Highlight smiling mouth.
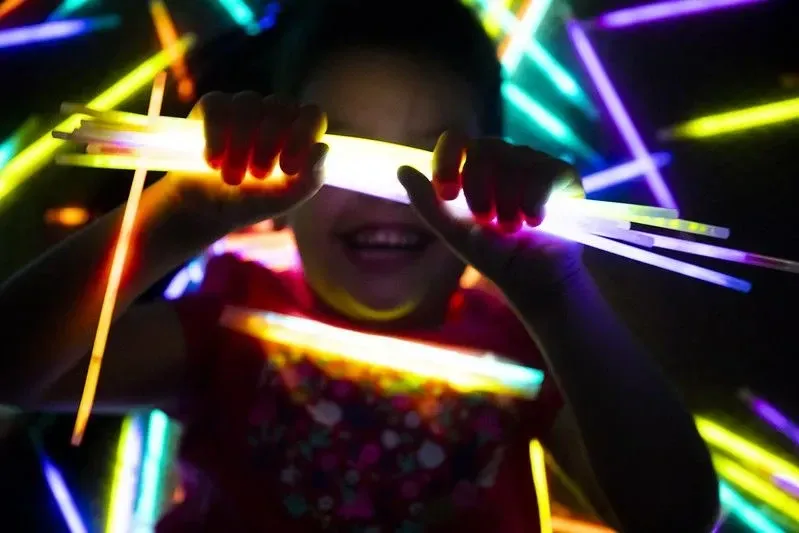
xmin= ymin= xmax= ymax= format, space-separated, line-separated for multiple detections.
xmin=336 ymin=224 xmax=435 ymax=272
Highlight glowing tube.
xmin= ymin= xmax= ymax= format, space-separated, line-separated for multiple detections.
xmin=530 ymin=440 xmax=553 ymax=533
xmin=739 ymin=390 xmax=799 ymax=446
xmin=133 ymin=410 xmax=170 ymax=532
xmin=221 ymin=307 xmax=545 ymax=398
xmin=44 ymin=206 xmax=91 ymax=227
xmin=696 ymin=417 xmax=799 ymax=485
xmin=499 ymin=0 xmax=555 ymax=73
xmin=551 ymin=516 xmax=616 ymax=533
xmin=71 ymin=73 xmax=167 ymax=445
xmin=502 ymin=84 xmax=601 ymax=162
xmin=0 ymin=116 xmax=39 ymax=168
xmin=215 ymin=0 xmax=259 ymax=35
xmin=774 ymin=475 xmax=799 ymax=498
xmin=719 ymin=482 xmax=784 ymax=533
xmin=629 ymin=215 xmax=729 ymax=239
xmin=47 ymin=0 xmax=97 ymax=21
xmin=566 ymin=19 xmax=678 ymax=209
xmin=42 ymin=459 xmax=88 ymax=533
xmin=659 ymin=97 xmax=799 ymax=139
xmin=0 ymin=16 xmax=119 ymax=50
xmin=595 ymin=0 xmax=768 ymax=29
xmin=582 ymin=153 xmax=671 ymax=193
xmin=713 ymin=455 xmax=799 ymax=523
xmin=0 ymin=0 xmax=29 ymax=20
xmin=149 ymin=0 xmax=195 ymax=102
xmin=106 ymin=417 xmax=144 ymax=533
xmin=538 ymin=222 xmax=751 ymax=292
xmin=0 ymin=36 xmax=195 ymax=206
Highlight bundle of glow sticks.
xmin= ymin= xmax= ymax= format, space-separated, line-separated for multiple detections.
xmin=221 ymin=306 xmax=545 ymax=399
xmin=54 ymin=107 xmax=799 ymax=295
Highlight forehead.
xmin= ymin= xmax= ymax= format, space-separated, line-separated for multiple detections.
xmin=300 ymin=49 xmax=479 ymax=149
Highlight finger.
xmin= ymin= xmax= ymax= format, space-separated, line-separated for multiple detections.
xmin=251 ymin=95 xmax=297 ymax=179
xmin=197 ymin=92 xmax=232 ymax=168
xmin=494 ymin=148 xmax=523 ymax=233
xmin=223 ymin=91 xmax=265 ymax=185
xmin=460 ymin=141 xmax=494 ymax=224
xmin=432 ymin=131 xmax=468 ymax=201
xmin=274 ymin=142 xmax=328 ymax=211
xmin=397 ymin=165 xmax=471 ymax=249
xmin=280 ymin=104 xmax=327 ymax=176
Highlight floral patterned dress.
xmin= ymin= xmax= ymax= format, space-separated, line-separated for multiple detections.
xmin=158 ymin=254 xmax=563 ymax=533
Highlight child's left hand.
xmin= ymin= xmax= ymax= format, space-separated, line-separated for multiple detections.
xmin=397 ymin=132 xmax=584 ymax=298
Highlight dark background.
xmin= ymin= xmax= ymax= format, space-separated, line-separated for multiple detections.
xmin=0 ymin=0 xmax=797 ymax=531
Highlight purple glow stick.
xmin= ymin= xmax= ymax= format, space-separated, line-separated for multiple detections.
xmin=0 ymin=17 xmax=120 ymax=50
xmin=740 ymin=390 xmax=799 ymax=446
xmin=630 ymin=232 xmax=799 ymax=273
xmin=596 ymin=0 xmax=768 ymax=30
xmin=566 ymin=20 xmax=678 ymax=209
xmin=583 ymin=152 xmax=671 ymax=193
xmin=42 ymin=460 xmax=89 ymax=533
xmin=774 ymin=474 xmax=799 ymax=498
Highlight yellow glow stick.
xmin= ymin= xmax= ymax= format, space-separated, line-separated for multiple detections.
xmin=696 ymin=417 xmax=799 ymax=485
xmin=660 ymin=96 xmax=799 ymax=139
xmin=713 ymin=455 xmax=799 ymax=524
xmin=149 ymin=0 xmax=195 ymax=101
xmin=71 ymin=73 xmax=167 ymax=445
xmin=105 ymin=416 xmax=142 ymax=532
xmin=0 ymin=35 xmax=194 ymax=207
xmin=220 ymin=306 xmax=545 ymax=398
xmin=530 ymin=439 xmax=554 ymax=533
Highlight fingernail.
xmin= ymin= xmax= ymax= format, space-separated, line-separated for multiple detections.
xmin=525 ymin=215 xmax=544 ymax=227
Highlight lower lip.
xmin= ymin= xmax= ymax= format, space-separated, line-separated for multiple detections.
xmin=339 ymin=242 xmax=427 ymax=274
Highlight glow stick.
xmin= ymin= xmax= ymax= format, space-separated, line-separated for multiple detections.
xmin=499 ymin=0 xmax=555 ymax=73
xmin=0 ymin=0 xmax=28 ymax=20
xmin=566 ymin=19 xmax=678 ymax=209
xmin=635 ymin=233 xmax=799 ymax=272
xmin=221 ymin=307 xmax=545 ymax=398
xmin=132 ymin=410 xmax=170 ymax=532
xmin=149 ymin=0 xmax=195 ymax=102
xmin=42 ymin=459 xmax=89 ymax=533
xmin=774 ymin=475 xmax=799 ymax=498
xmin=502 ymin=84 xmax=601 ymax=162
xmin=739 ymin=390 xmax=799 ymax=446
xmin=215 ymin=0 xmax=260 ymax=35
xmin=582 ymin=153 xmax=671 ymax=193
xmin=538 ymin=222 xmax=751 ymax=292
xmin=71 ymin=73 xmax=167 ymax=445
xmin=0 ymin=16 xmax=119 ymax=50
xmin=696 ymin=417 xmax=799 ymax=484
xmin=659 ymin=97 xmax=799 ymax=139
xmin=45 ymin=206 xmax=91 ymax=227
xmin=713 ymin=455 xmax=799 ymax=524
xmin=48 ymin=0 xmax=97 ymax=21
xmin=594 ymin=0 xmax=768 ymax=29
xmin=0 ymin=116 xmax=39 ymax=168
xmin=530 ymin=440 xmax=553 ymax=533
xmin=719 ymin=482 xmax=785 ymax=533
xmin=106 ymin=417 xmax=144 ymax=533
xmin=552 ymin=516 xmax=616 ymax=533
xmin=0 ymin=36 xmax=194 ymax=206
xmin=479 ymin=0 xmax=597 ymax=117
xmin=629 ymin=215 xmax=729 ymax=239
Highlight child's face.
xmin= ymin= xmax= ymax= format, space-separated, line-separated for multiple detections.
xmin=290 ymin=49 xmax=481 ymax=323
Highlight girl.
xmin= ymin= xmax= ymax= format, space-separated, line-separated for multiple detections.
xmin=0 ymin=1 xmax=718 ymax=531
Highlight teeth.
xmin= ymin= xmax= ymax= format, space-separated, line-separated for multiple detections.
xmin=351 ymin=229 xmax=421 ymax=247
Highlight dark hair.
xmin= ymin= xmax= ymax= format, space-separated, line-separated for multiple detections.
xmin=194 ymin=0 xmax=503 ymax=135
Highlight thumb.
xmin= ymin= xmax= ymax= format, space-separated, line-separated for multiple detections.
xmin=397 ymin=165 xmax=475 ymax=256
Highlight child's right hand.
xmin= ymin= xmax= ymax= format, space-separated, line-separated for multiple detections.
xmin=166 ymin=91 xmax=328 ymax=234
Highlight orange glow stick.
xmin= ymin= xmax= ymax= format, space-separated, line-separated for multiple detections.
xmin=71 ymin=72 xmax=167 ymax=445
xmin=149 ymin=0 xmax=195 ymax=102
xmin=0 ymin=0 xmax=28 ymax=20
xmin=44 ymin=206 xmax=91 ymax=227
xmin=497 ymin=0 xmax=534 ymax=58
xmin=552 ymin=516 xmax=616 ymax=533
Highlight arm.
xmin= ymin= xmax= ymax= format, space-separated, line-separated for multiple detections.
xmin=508 ymin=270 xmax=719 ymax=533
xmin=0 ymin=178 xmax=224 ymax=408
